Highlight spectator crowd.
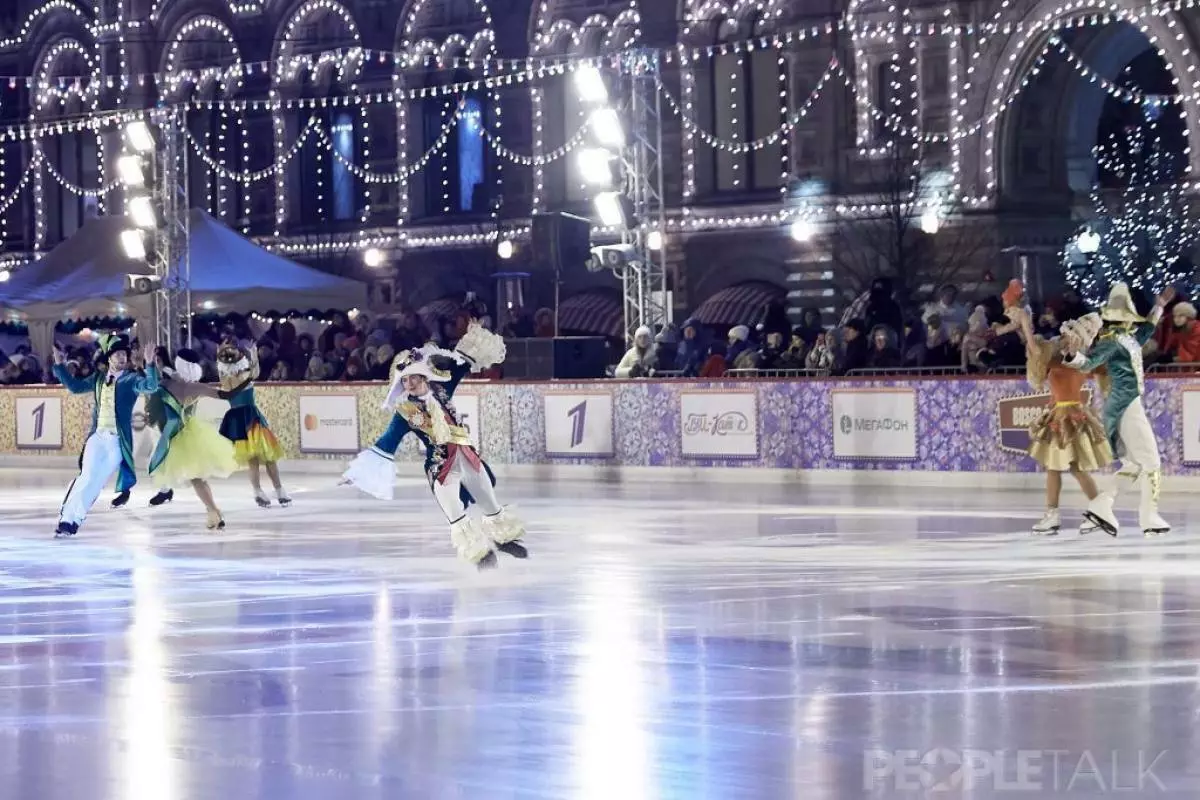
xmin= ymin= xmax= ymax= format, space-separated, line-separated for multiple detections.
xmin=0 ymin=279 xmax=1197 ymax=386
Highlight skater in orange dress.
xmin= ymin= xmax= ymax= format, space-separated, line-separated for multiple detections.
xmin=1006 ymin=292 xmax=1112 ymax=535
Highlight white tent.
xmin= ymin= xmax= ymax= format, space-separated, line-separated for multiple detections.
xmin=0 ymin=210 xmax=368 ymax=358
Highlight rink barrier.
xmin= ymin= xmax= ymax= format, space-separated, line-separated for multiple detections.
xmin=1 ymin=375 xmax=1198 ymax=476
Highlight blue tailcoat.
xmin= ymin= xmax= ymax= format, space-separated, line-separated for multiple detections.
xmin=54 ymin=364 xmax=161 ymax=492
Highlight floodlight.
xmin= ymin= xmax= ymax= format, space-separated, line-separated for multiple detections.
xmin=120 ymin=229 xmax=146 ymax=260
xmin=127 ymin=195 xmax=156 ymax=229
xmin=790 ymin=218 xmax=815 ymax=242
xmin=125 ymin=120 xmax=155 ymax=153
xmin=920 ymin=208 xmax=940 ymax=235
xmin=573 ymin=65 xmax=609 ymax=104
xmin=363 ymin=247 xmax=385 ymax=267
xmin=647 ymin=230 xmax=664 ymax=251
xmin=577 ymin=148 xmax=616 ymax=186
xmin=497 ymin=239 xmax=515 ymax=259
xmin=593 ymin=192 xmax=627 ymax=227
xmin=1076 ymin=228 xmax=1101 ymax=254
xmin=589 ymin=108 xmax=625 ymax=148
xmin=116 ymin=155 xmax=144 ymax=187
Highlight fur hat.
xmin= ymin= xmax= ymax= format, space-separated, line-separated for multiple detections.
xmin=173 ymin=348 xmax=203 ymax=383
xmin=1061 ymin=312 xmax=1102 ymax=352
xmin=1100 ymin=282 xmax=1143 ymax=324
xmin=1173 ymin=301 xmax=1197 ymax=320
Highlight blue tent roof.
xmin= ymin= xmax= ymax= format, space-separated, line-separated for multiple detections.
xmin=0 ymin=210 xmax=368 ymax=320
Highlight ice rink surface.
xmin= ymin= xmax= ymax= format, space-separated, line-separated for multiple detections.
xmin=0 ymin=466 xmax=1198 ymax=799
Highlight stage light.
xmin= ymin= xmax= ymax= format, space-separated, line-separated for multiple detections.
xmin=590 ymin=108 xmax=625 ymax=148
xmin=0 ymin=270 xmax=9 ymax=283
xmin=497 ymin=239 xmax=515 ymax=259
xmin=790 ymin=218 xmax=814 ymax=242
xmin=577 ymin=148 xmax=616 ymax=186
xmin=920 ymin=208 xmax=940 ymax=235
xmin=573 ymin=65 xmax=608 ymax=104
xmin=120 ymin=229 xmax=146 ymax=260
xmin=647 ymin=230 xmax=664 ymax=251
xmin=127 ymin=196 xmax=156 ymax=229
xmin=363 ymin=247 xmax=385 ymax=267
xmin=593 ymin=192 xmax=627 ymax=227
xmin=116 ymin=155 xmax=144 ymax=187
xmin=124 ymin=121 xmax=155 ymax=153
xmin=1076 ymin=228 xmax=1101 ymax=254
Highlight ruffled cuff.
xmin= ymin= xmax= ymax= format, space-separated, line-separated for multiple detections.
xmin=454 ymin=323 xmax=506 ymax=370
xmin=341 ymin=447 xmax=396 ymax=500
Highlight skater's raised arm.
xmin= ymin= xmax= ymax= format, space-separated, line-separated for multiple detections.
xmin=52 ymin=360 xmax=97 ymax=394
xmin=1064 ymin=337 xmax=1117 ymax=373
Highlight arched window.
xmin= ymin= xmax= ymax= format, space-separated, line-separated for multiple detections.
xmin=418 ymin=76 xmax=493 ymax=218
xmin=694 ymin=15 xmax=782 ymax=197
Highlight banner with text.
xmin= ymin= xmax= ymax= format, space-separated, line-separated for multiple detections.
xmin=832 ymin=389 xmax=917 ymax=460
xmin=299 ymin=394 xmax=360 ymax=454
xmin=544 ymin=392 xmax=613 ymax=457
xmin=1183 ymin=387 xmax=1200 ymax=465
xmin=998 ymin=389 xmax=1093 ymax=455
xmin=453 ymin=393 xmax=482 ymax=451
xmin=15 ymin=395 xmax=63 ymax=450
xmin=680 ymin=391 xmax=759 ymax=458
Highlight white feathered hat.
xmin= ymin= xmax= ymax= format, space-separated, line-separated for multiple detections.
xmin=390 ymin=344 xmax=454 ymax=383
xmin=1061 ymin=312 xmax=1102 ymax=352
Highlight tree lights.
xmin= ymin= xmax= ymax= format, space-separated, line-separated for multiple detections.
xmin=1062 ymin=121 xmax=1198 ymax=304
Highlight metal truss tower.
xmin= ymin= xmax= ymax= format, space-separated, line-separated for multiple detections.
xmin=150 ymin=110 xmax=191 ymax=351
xmin=615 ymin=48 xmax=669 ymax=344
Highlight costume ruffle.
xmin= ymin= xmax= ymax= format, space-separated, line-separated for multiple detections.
xmin=341 ymin=448 xmax=396 ymax=500
xmin=454 ymin=323 xmax=506 ymax=369
xmin=220 ymin=405 xmax=285 ymax=465
xmin=154 ymin=416 xmax=240 ymax=488
xmin=1028 ymin=403 xmax=1114 ymax=472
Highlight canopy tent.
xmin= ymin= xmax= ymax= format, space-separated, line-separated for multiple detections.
xmin=690 ymin=281 xmax=786 ymax=327
xmin=558 ymin=289 xmax=623 ymax=339
xmin=0 ymin=210 xmax=368 ymax=358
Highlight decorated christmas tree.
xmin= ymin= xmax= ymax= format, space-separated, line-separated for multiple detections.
xmin=1063 ymin=116 xmax=1197 ymax=306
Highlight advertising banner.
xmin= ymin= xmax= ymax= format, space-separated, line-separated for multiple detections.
xmin=998 ymin=390 xmax=1094 ymax=455
xmin=452 ymin=392 xmax=482 ymax=451
xmin=832 ymin=388 xmax=917 ymax=460
xmin=544 ymin=392 xmax=613 ymax=457
xmin=298 ymin=394 xmax=360 ymax=454
xmin=680 ymin=391 xmax=759 ymax=458
xmin=1183 ymin=387 xmax=1200 ymax=465
xmin=15 ymin=395 xmax=63 ymax=450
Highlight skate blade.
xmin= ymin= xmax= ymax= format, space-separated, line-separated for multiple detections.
xmin=1031 ymin=528 xmax=1059 ymax=536
xmin=497 ymin=541 xmax=529 ymax=558
xmin=476 ymin=552 xmax=499 ymax=571
xmin=1083 ymin=512 xmax=1118 ymax=537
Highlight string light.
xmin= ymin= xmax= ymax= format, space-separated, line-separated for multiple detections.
xmin=1062 ymin=121 xmax=1197 ymax=304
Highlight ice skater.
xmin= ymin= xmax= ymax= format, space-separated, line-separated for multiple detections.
xmin=215 ymin=340 xmax=291 ymax=507
xmin=51 ymin=334 xmax=160 ymax=538
xmin=1065 ymin=282 xmax=1175 ymax=537
xmin=341 ymin=322 xmax=526 ymax=569
xmin=1007 ymin=301 xmax=1111 ymax=535
xmin=146 ymin=348 xmax=240 ymax=529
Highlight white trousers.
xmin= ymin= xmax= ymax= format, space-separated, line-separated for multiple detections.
xmin=430 ymin=454 xmax=501 ymax=523
xmin=1114 ymin=396 xmax=1161 ymax=473
xmin=60 ymin=431 xmax=122 ymax=526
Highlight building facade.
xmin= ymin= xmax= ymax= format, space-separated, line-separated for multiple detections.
xmin=0 ymin=0 xmax=1195 ymax=329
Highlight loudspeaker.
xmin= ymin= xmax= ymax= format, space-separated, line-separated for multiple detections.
xmin=502 ymin=337 xmax=609 ymax=380
xmin=530 ymin=212 xmax=591 ymax=274
xmin=552 ymin=336 xmax=607 ymax=379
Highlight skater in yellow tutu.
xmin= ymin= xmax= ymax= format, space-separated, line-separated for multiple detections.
xmin=215 ymin=340 xmax=290 ymax=507
xmin=147 ymin=349 xmax=240 ymax=529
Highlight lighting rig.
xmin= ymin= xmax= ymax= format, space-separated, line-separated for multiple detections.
xmin=573 ymin=51 xmax=669 ymax=344
xmin=118 ymin=114 xmax=190 ymax=350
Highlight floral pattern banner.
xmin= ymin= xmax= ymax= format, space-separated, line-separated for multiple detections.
xmin=4 ymin=377 xmax=1197 ymax=475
